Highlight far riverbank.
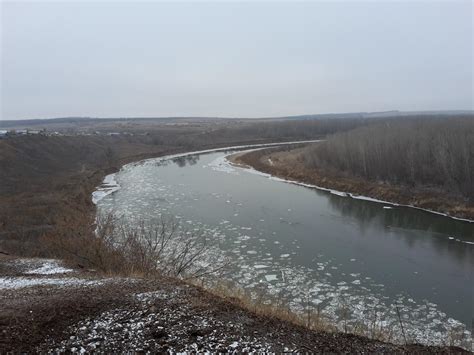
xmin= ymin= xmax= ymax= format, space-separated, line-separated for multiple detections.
xmin=228 ymin=144 xmax=474 ymax=222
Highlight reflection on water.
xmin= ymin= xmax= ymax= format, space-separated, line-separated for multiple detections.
xmin=97 ymin=149 xmax=474 ymax=348
xmin=328 ymin=193 xmax=472 ymax=237
xmin=326 ymin=194 xmax=474 ymax=263
xmin=172 ymin=155 xmax=200 ymax=167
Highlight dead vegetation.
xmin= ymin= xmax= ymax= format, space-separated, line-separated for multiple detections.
xmin=42 ymin=213 xmax=229 ymax=280
xmin=303 ymin=116 xmax=474 ymax=202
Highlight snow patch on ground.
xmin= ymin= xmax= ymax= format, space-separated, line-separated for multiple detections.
xmin=25 ymin=260 xmax=74 ymax=275
xmin=6 ymin=258 xmax=75 ymax=275
xmin=0 ymin=277 xmax=103 ymax=290
xmin=43 ymin=286 xmax=278 ymax=353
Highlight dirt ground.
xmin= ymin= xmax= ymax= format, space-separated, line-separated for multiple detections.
xmin=0 ymin=256 xmax=469 ymax=353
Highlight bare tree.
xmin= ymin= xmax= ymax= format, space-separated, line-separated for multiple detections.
xmin=302 ymin=115 xmax=474 ymax=201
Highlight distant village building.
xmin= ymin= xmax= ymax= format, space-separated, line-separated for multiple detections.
xmin=0 ymin=128 xmax=47 ymax=137
xmin=27 ymin=129 xmax=42 ymax=135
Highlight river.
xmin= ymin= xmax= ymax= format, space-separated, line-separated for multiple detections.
xmin=95 ymin=144 xmax=473 ymax=348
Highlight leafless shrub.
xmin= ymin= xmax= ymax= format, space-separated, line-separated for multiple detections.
xmin=43 ymin=213 xmax=230 ymax=279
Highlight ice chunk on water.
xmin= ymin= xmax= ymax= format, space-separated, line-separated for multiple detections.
xmin=265 ymin=274 xmax=278 ymax=282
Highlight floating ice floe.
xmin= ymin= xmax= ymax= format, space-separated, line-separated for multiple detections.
xmin=265 ymin=274 xmax=278 ymax=282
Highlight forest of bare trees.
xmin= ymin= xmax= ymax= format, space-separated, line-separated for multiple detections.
xmin=302 ymin=116 xmax=474 ymax=201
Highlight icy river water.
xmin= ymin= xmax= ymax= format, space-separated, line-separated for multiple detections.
xmin=95 ymin=145 xmax=473 ymax=347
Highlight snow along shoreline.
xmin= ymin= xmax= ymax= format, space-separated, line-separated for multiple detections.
xmin=225 ymin=148 xmax=474 ymax=227
xmin=92 ymin=174 xmax=120 ymax=205
xmin=91 ymin=140 xmax=321 ymax=205
xmin=91 ymin=139 xmax=474 ymax=226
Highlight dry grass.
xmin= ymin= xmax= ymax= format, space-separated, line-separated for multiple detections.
xmin=204 ymin=281 xmax=472 ymax=349
xmin=201 ymin=281 xmax=337 ymax=333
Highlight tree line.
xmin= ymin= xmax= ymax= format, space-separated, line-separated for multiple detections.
xmin=302 ymin=115 xmax=474 ymax=201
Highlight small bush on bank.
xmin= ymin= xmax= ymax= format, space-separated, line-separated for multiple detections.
xmin=41 ymin=213 xmax=229 ymax=278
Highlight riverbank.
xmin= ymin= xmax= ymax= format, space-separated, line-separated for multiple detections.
xmin=1 ymin=256 xmax=467 ymax=353
xmin=94 ymin=146 xmax=473 ymax=350
xmin=1 ymin=135 xmax=470 ymax=352
xmin=229 ymin=145 xmax=474 ymax=222
xmin=0 ymin=133 xmax=312 ymax=256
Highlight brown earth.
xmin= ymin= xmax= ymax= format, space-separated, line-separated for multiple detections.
xmin=0 ymin=257 xmax=468 ymax=353
xmin=230 ymin=144 xmax=474 ymax=221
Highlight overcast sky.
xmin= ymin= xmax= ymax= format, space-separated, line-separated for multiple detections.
xmin=1 ymin=1 xmax=472 ymax=120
